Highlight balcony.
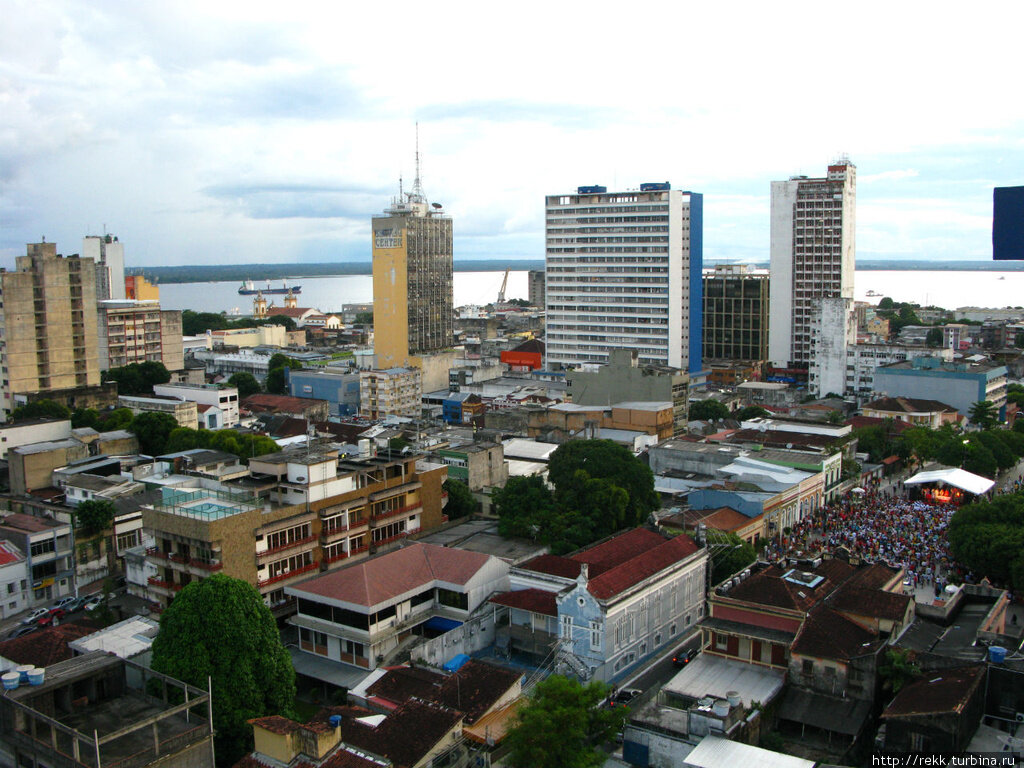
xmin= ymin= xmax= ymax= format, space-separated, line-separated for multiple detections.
xmin=147 ymin=576 xmax=183 ymax=592
xmin=256 ymin=534 xmax=317 ymax=560
xmin=370 ymin=502 xmax=421 ymax=524
xmin=146 ymin=547 xmax=223 ymax=573
xmin=257 ymin=561 xmax=318 ymax=588
xmin=371 ymin=531 xmax=408 ymax=549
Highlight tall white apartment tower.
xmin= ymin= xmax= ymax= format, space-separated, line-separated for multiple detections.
xmin=83 ymin=234 xmax=126 ymax=301
xmin=545 ymin=183 xmax=703 ymax=373
xmin=768 ymin=160 xmax=856 ymax=372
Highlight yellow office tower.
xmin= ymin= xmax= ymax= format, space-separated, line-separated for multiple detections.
xmin=372 ymin=172 xmax=453 ymax=370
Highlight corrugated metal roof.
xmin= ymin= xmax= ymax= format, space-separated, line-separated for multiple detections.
xmin=683 ymin=735 xmax=815 ymax=768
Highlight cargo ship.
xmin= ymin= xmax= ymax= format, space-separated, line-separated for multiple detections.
xmin=238 ymin=279 xmax=302 ymax=295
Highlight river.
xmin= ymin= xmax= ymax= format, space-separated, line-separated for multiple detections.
xmin=154 ymin=269 xmax=1023 ymax=315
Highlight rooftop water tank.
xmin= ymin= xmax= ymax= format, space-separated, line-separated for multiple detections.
xmin=990 ymin=646 xmax=1008 ymax=664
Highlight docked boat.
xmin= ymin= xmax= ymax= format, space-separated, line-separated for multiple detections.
xmin=239 ymin=279 xmax=302 ymax=295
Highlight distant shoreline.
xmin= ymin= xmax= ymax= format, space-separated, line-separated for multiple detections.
xmin=126 ymin=259 xmax=1023 ymax=285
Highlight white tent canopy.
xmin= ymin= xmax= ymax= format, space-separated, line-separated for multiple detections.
xmin=904 ymin=467 xmax=994 ymax=496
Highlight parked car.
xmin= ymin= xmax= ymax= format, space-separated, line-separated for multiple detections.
xmin=20 ymin=607 xmax=50 ymax=625
xmin=672 ymin=646 xmax=700 ymax=667
xmin=83 ymin=594 xmax=104 ymax=612
xmin=37 ymin=607 xmax=66 ymax=626
xmin=5 ymin=624 xmax=38 ymax=640
xmin=608 ymin=688 xmax=642 ymax=708
xmin=54 ymin=595 xmax=83 ymax=612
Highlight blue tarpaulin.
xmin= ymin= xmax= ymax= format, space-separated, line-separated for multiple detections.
xmin=443 ymin=653 xmax=470 ymax=672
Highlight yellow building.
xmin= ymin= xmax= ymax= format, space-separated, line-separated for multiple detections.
xmin=0 ymin=242 xmax=101 ymax=418
xmin=125 ymin=273 xmax=160 ymax=301
xmin=372 ymin=170 xmax=453 ymax=370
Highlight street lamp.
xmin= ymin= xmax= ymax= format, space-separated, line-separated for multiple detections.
xmin=962 ymin=438 xmax=970 ymax=469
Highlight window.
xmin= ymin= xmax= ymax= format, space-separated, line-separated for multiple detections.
xmin=561 ymin=615 xmax=573 ymax=640
xmin=30 ymin=539 xmax=55 ymax=557
xmin=6 ymin=583 xmax=13 ymax=595
xmin=714 ymin=633 xmax=729 ymax=651
xmin=802 ymin=659 xmax=813 ymax=675
xmin=590 ymin=621 xmax=601 ymax=651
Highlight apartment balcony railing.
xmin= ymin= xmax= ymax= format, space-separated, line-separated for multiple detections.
xmin=256 ymin=534 xmax=317 ymax=560
xmin=370 ymin=502 xmax=421 ymax=523
xmin=257 ymin=561 xmax=318 ymax=588
xmin=147 ymin=577 xmax=183 ymax=592
xmin=371 ymin=531 xmax=408 ymax=548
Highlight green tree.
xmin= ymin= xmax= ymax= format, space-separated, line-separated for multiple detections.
xmin=879 ymin=648 xmax=922 ymax=697
xmin=267 ymin=353 xmax=303 ymax=372
xmin=553 ymin=474 xmax=630 ymax=554
xmin=102 ymin=407 xmax=136 ymax=431
xmin=10 ymin=399 xmax=71 ymax=421
xmin=71 ymin=407 xmax=101 ymax=429
xmin=948 ymin=493 xmax=1024 ymax=589
xmin=925 ymin=327 xmax=944 ymax=348
xmin=75 ymin=499 xmax=117 ymax=536
xmin=442 ymin=479 xmax=478 ymax=519
xmin=264 ymin=366 xmax=288 ymax=395
xmin=227 ymin=372 xmax=261 ymax=399
xmin=150 ymin=574 xmax=296 ymax=766
xmin=969 ymin=400 xmax=999 ymax=429
xmin=164 ymin=427 xmax=204 ymax=454
xmin=181 ymin=310 xmax=232 ymax=336
xmin=355 ymin=311 xmax=373 ymax=325
xmin=688 ymin=399 xmax=730 ymax=422
xmin=547 ymin=440 xmax=659 ymax=530
xmin=709 ymin=532 xmax=758 ymax=585
xmin=505 ymin=675 xmax=625 ymax=768
xmin=494 ymin=476 xmax=557 ymax=541
xmin=129 ymin=412 xmax=180 ymax=456
xmin=265 ymin=313 xmax=297 ymax=331
xmin=878 ymin=297 xmax=895 ymax=310
xmin=103 ymin=361 xmax=171 ymax=395
xmin=733 ymin=405 xmax=770 ymax=421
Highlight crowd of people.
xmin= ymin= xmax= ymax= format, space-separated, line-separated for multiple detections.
xmin=767 ymin=481 xmax=960 ymax=593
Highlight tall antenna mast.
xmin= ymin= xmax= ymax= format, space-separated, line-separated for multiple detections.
xmin=409 ymin=122 xmax=426 ymax=204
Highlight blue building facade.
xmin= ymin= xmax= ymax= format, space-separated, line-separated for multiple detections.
xmin=288 ymin=368 xmax=361 ymax=417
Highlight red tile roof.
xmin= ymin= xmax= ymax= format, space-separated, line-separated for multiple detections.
xmin=882 ymin=665 xmax=986 ymax=718
xmin=436 ymin=660 xmax=522 ymax=724
xmin=289 ymin=542 xmax=491 ymax=608
xmin=587 ymin=534 xmax=700 ymax=600
xmin=0 ymin=513 xmax=61 ymax=532
xmin=520 ymin=528 xmax=702 ymax=601
xmin=340 ymin=697 xmax=463 ymax=768
xmin=791 ymin=606 xmax=881 ymax=661
xmin=830 ymin=586 xmax=912 ymax=622
xmin=242 ymin=394 xmax=329 ymax=414
xmin=573 ymin=528 xmax=668 ymax=573
xmin=366 ymin=666 xmax=446 ymax=707
xmin=0 ymin=622 xmax=97 ymax=668
xmin=518 ymin=554 xmax=581 ymax=580
xmin=489 ymin=588 xmax=558 ymax=616
xmin=0 ymin=541 xmax=24 ymax=566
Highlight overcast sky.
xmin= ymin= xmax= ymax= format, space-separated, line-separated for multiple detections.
xmin=2 ymin=1 xmax=1022 ymax=269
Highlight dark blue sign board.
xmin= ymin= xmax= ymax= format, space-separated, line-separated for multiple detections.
xmin=993 ymin=185 xmax=1024 ymax=260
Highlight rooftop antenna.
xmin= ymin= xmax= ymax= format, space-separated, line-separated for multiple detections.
xmin=409 ymin=122 xmax=426 ymax=205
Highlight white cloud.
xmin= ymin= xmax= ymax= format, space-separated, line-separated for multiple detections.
xmin=1 ymin=0 xmax=1023 ymax=266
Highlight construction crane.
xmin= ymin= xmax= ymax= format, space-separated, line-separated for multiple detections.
xmin=496 ymin=268 xmax=510 ymax=304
